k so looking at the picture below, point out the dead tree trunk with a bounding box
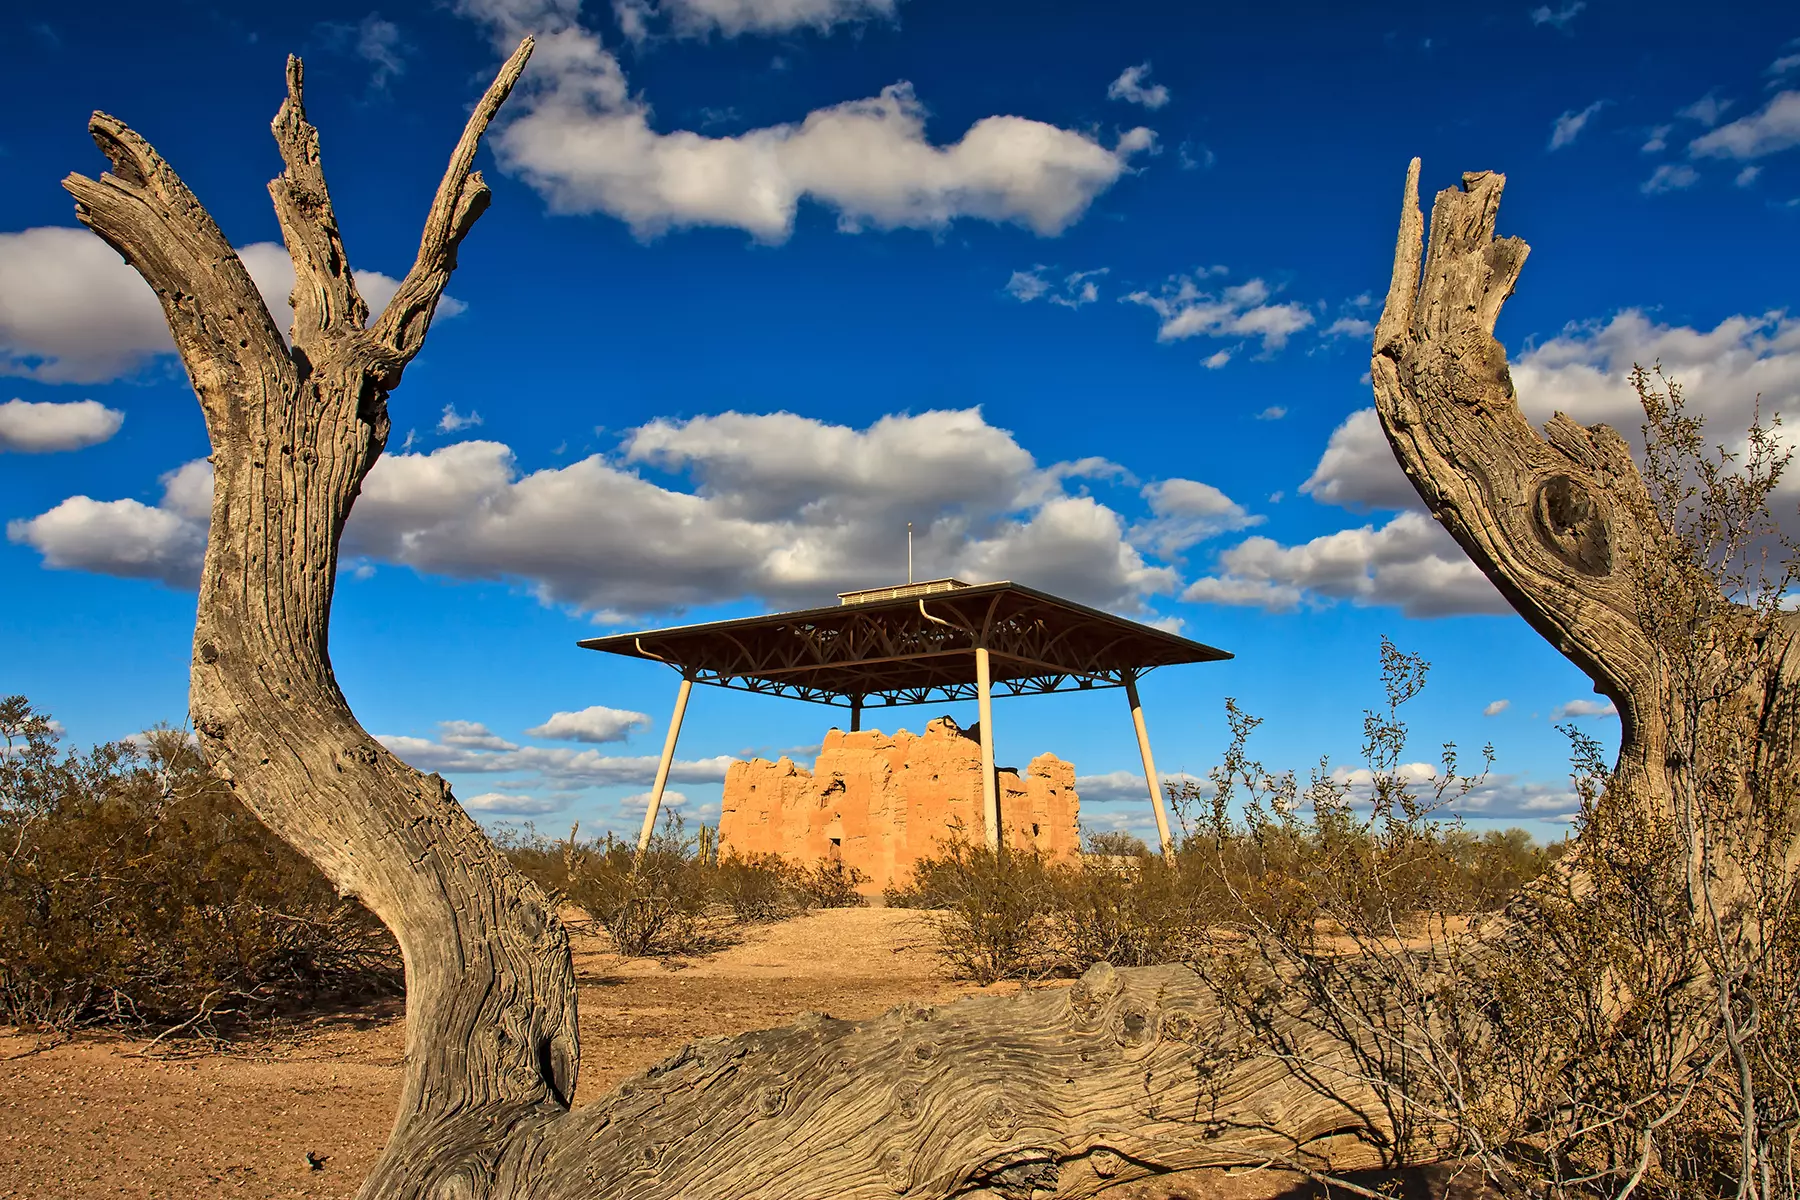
[1369,161,1800,872]
[63,42,583,1196]
[64,39,1788,1196]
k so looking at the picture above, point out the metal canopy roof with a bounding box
[578,580,1231,710]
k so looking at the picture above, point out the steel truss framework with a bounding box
[578,581,1230,708]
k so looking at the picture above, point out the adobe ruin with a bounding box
[718,716,1080,893]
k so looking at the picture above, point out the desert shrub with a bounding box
[906,773,1553,984]
[896,839,1060,983]
[499,819,867,950]
[490,821,579,898]
[789,857,868,909]
[1046,853,1204,970]
[557,815,723,957]
[712,852,799,922]
[0,698,398,1033]
[1448,825,1561,911]
[705,851,867,921]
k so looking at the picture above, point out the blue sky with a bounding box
[3,0,1796,845]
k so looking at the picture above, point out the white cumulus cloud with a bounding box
[1188,510,1512,618]
[1529,2,1584,29]
[1484,699,1510,717]
[1130,478,1262,557]
[7,459,210,587]
[620,788,689,811]
[438,720,520,750]
[457,0,1151,242]
[1553,698,1618,719]
[1305,309,1800,522]
[1678,91,1735,130]
[1220,308,1800,620]
[464,791,566,815]
[0,227,182,383]
[438,404,484,433]
[1074,770,1204,805]
[527,705,652,743]
[1325,316,1374,339]
[616,0,896,39]
[1509,310,1800,483]
[1299,407,1421,512]
[15,407,1204,618]
[1548,99,1606,150]
[1005,266,1108,309]
[377,729,732,786]
[0,398,123,453]
[318,12,409,89]
[1641,163,1700,193]
[1182,510,1508,619]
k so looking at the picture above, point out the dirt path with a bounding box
[2,909,1440,1199]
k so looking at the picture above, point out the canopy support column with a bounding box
[1124,671,1174,858]
[976,647,999,852]
[635,674,693,864]
[850,695,863,733]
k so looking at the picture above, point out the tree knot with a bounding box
[878,1148,911,1193]
[983,1096,1020,1140]
[1532,473,1613,576]
[755,1082,790,1118]
[1069,961,1122,1021]
[905,1038,938,1066]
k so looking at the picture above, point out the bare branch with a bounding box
[62,117,291,427]
[1371,157,1423,360]
[269,55,369,349]
[368,37,534,365]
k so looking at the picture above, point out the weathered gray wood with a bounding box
[66,40,1783,1190]
[1370,160,1670,808]
[1369,160,1800,869]
[63,42,584,1200]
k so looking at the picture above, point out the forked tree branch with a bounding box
[1370,159,1670,790]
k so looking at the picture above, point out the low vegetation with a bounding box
[0,697,399,1034]
[0,707,867,1032]
[894,741,1558,986]
[495,818,867,958]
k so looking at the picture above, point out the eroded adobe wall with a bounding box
[718,716,1080,894]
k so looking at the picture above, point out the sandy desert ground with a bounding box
[1,908,1465,1199]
